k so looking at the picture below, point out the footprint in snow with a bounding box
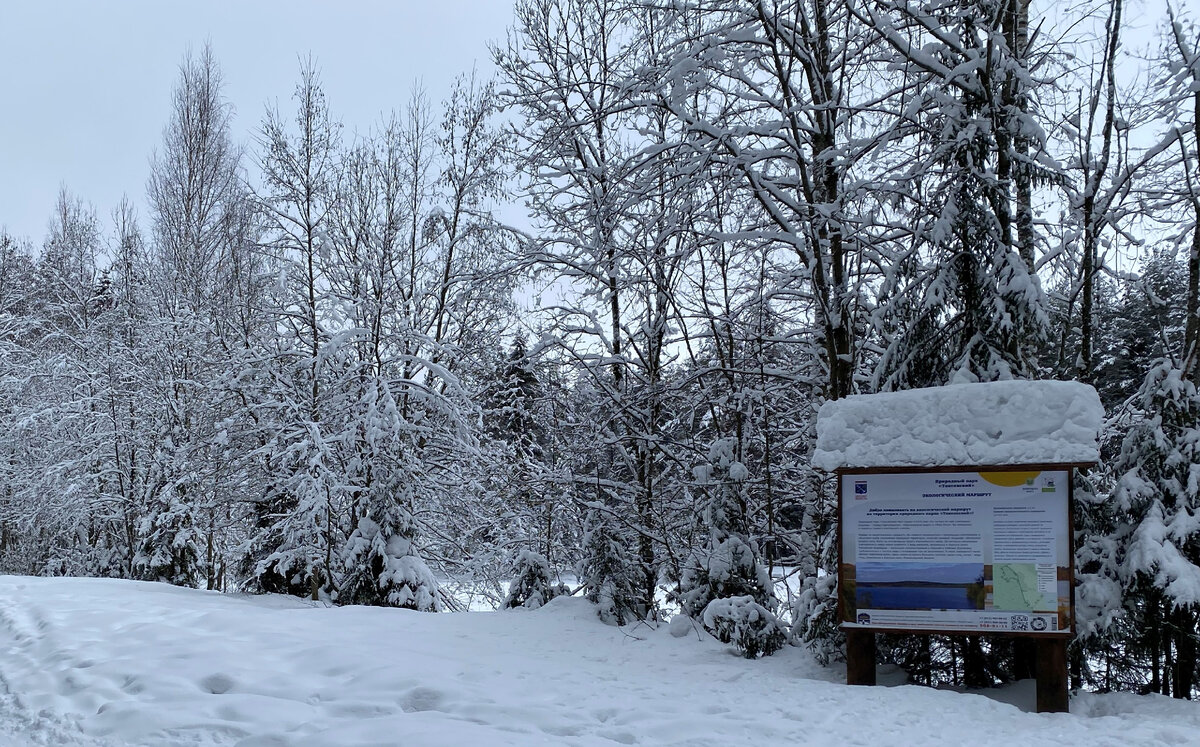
[600,728,639,744]
[399,686,445,713]
[199,673,236,695]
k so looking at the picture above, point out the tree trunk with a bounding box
[962,636,990,688]
[1172,607,1196,699]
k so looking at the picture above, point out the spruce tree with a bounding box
[679,438,785,657]
[502,549,566,609]
[577,508,642,625]
[341,383,440,611]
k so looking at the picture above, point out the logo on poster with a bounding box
[854,481,868,499]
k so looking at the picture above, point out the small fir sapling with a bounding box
[340,385,441,612]
[342,516,442,612]
[679,438,786,656]
[703,595,789,659]
[791,573,844,665]
[577,509,643,625]
[136,483,202,588]
[502,549,567,609]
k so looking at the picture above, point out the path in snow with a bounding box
[0,592,114,746]
[0,576,1197,746]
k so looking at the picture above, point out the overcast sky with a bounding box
[0,0,515,245]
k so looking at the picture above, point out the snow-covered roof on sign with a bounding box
[813,380,1103,471]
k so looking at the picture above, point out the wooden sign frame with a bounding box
[835,462,1086,713]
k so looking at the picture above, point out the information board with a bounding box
[839,469,1072,635]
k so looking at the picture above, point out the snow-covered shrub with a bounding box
[578,510,643,625]
[678,438,780,651]
[1072,471,1123,647]
[41,538,125,580]
[791,573,843,665]
[678,534,774,620]
[136,482,202,588]
[703,595,788,659]
[342,517,441,611]
[502,549,567,609]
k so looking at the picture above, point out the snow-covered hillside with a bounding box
[0,576,1195,746]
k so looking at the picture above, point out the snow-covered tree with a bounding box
[249,59,345,600]
[1109,8,1200,699]
[341,383,441,611]
[142,44,259,590]
[503,548,567,609]
[678,438,785,656]
[577,507,643,625]
[866,0,1051,388]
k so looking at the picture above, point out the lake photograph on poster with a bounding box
[855,562,987,611]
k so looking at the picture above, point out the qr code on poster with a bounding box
[1010,615,1030,631]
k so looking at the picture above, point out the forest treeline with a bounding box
[1,0,1199,698]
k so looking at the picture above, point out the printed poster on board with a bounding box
[840,470,1071,635]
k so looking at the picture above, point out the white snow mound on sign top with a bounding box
[813,380,1103,470]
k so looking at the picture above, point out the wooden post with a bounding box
[846,629,877,686]
[1035,638,1069,713]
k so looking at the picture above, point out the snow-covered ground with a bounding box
[1,576,1196,746]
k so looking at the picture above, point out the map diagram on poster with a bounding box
[840,470,1071,635]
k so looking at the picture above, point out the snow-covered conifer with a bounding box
[502,548,567,609]
[702,595,788,659]
[1113,361,1200,697]
[577,509,642,625]
[678,438,783,656]
[341,383,441,611]
[135,441,202,587]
